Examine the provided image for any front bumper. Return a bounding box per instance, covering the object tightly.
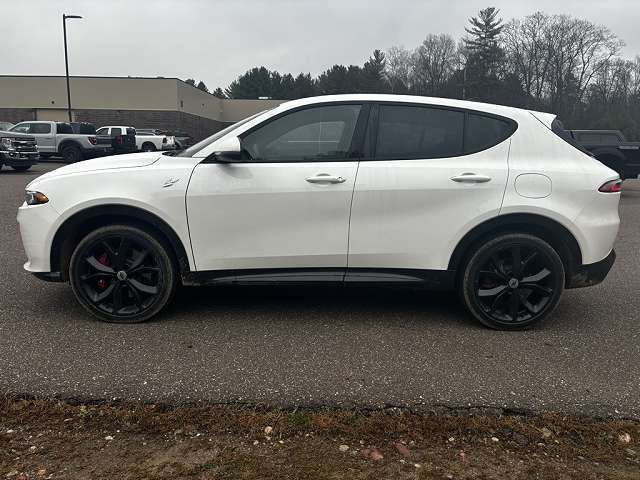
[1,151,39,166]
[567,249,616,289]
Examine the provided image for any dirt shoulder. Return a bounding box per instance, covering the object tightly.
[1,397,639,479]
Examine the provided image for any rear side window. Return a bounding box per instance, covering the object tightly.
[376,105,464,159]
[56,123,73,134]
[464,114,514,153]
[126,128,136,135]
[30,123,52,134]
[111,127,122,136]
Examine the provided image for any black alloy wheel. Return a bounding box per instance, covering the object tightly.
[461,233,564,330]
[61,145,82,163]
[69,225,176,323]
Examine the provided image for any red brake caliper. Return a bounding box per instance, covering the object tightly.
[97,253,109,290]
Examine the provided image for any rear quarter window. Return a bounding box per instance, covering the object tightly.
[464,114,515,153]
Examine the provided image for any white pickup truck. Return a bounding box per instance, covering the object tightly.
[135,130,176,152]
[9,121,112,162]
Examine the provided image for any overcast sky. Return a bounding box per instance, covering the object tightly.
[4,0,640,90]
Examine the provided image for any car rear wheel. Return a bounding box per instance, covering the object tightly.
[460,233,565,330]
[69,225,177,323]
[61,145,83,163]
[141,142,156,152]
[11,165,31,171]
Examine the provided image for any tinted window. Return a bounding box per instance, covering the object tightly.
[56,123,74,134]
[600,133,620,144]
[111,127,122,136]
[242,105,361,162]
[577,133,601,143]
[31,123,51,134]
[376,106,464,159]
[464,114,513,153]
[96,128,108,135]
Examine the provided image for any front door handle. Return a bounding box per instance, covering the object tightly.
[450,173,492,183]
[306,173,346,184]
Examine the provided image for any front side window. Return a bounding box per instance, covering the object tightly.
[10,123,30,134]
[375,106,464,159]
[96,128,108,135]
[242,105,362,162]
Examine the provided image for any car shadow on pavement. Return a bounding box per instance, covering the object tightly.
[165,284,477,329]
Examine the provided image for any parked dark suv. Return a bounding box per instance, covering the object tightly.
[568,129,640,179]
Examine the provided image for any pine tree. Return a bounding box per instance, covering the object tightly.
[196,81,209,93]
[361,50,390,93]
[212,87,226,99]
[463,7,505,101]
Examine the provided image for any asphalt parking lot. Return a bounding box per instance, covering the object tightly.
[1,163,639,417]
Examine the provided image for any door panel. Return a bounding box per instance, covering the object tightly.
[28,123,56,153]
[348,141,510,271]
[187,161,358,271]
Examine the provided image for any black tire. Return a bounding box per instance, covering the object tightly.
[141,142,156,152]
[11,165,31,171]
[61,144,83,163]
[460,233,565,330]
[69,225,177,323]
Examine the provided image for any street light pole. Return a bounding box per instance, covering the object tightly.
[63,14,82,123]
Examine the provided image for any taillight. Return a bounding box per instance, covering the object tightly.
[162,137,167,144]
[88,136,97,145]
[598,179,622,193]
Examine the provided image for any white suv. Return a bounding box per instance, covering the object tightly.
[17,95,621,329]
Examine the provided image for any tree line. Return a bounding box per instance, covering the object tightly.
[189,7,640,140]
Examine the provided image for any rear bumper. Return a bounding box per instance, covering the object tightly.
[567,249,616,289]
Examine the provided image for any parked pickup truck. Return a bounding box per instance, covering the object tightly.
[95,125,138,154]
[134,130,176,152]
[568,129,640,179]
[0,130,39,171]
[9,121,112,162]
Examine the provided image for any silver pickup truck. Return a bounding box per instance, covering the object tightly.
[8,121,112,162]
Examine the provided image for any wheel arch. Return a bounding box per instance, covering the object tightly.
[50,204,191,281]
[58,139,84,152]
[448,213,583,286]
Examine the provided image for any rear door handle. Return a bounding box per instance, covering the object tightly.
[306,174,346,184]
[450,173,492,183]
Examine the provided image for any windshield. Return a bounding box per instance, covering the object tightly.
[177,110,268,157]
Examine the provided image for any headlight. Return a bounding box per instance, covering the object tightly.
[1,137,15,151]
[25,190,49,205]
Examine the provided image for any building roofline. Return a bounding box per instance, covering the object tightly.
[0,74,225,98]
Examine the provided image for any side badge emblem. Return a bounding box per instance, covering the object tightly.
[162,178,180,188]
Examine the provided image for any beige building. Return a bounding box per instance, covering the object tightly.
[0,76,284,140]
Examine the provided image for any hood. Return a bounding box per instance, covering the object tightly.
[0,130,34,139]
[30,152,162,185]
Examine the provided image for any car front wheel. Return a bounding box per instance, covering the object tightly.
[69,225,177,323]
[460,233,565,330]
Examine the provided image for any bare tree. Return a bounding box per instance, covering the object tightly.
[410,34,458,95]
[385,46,412,93]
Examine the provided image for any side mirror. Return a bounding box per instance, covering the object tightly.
[211,136,242,163]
